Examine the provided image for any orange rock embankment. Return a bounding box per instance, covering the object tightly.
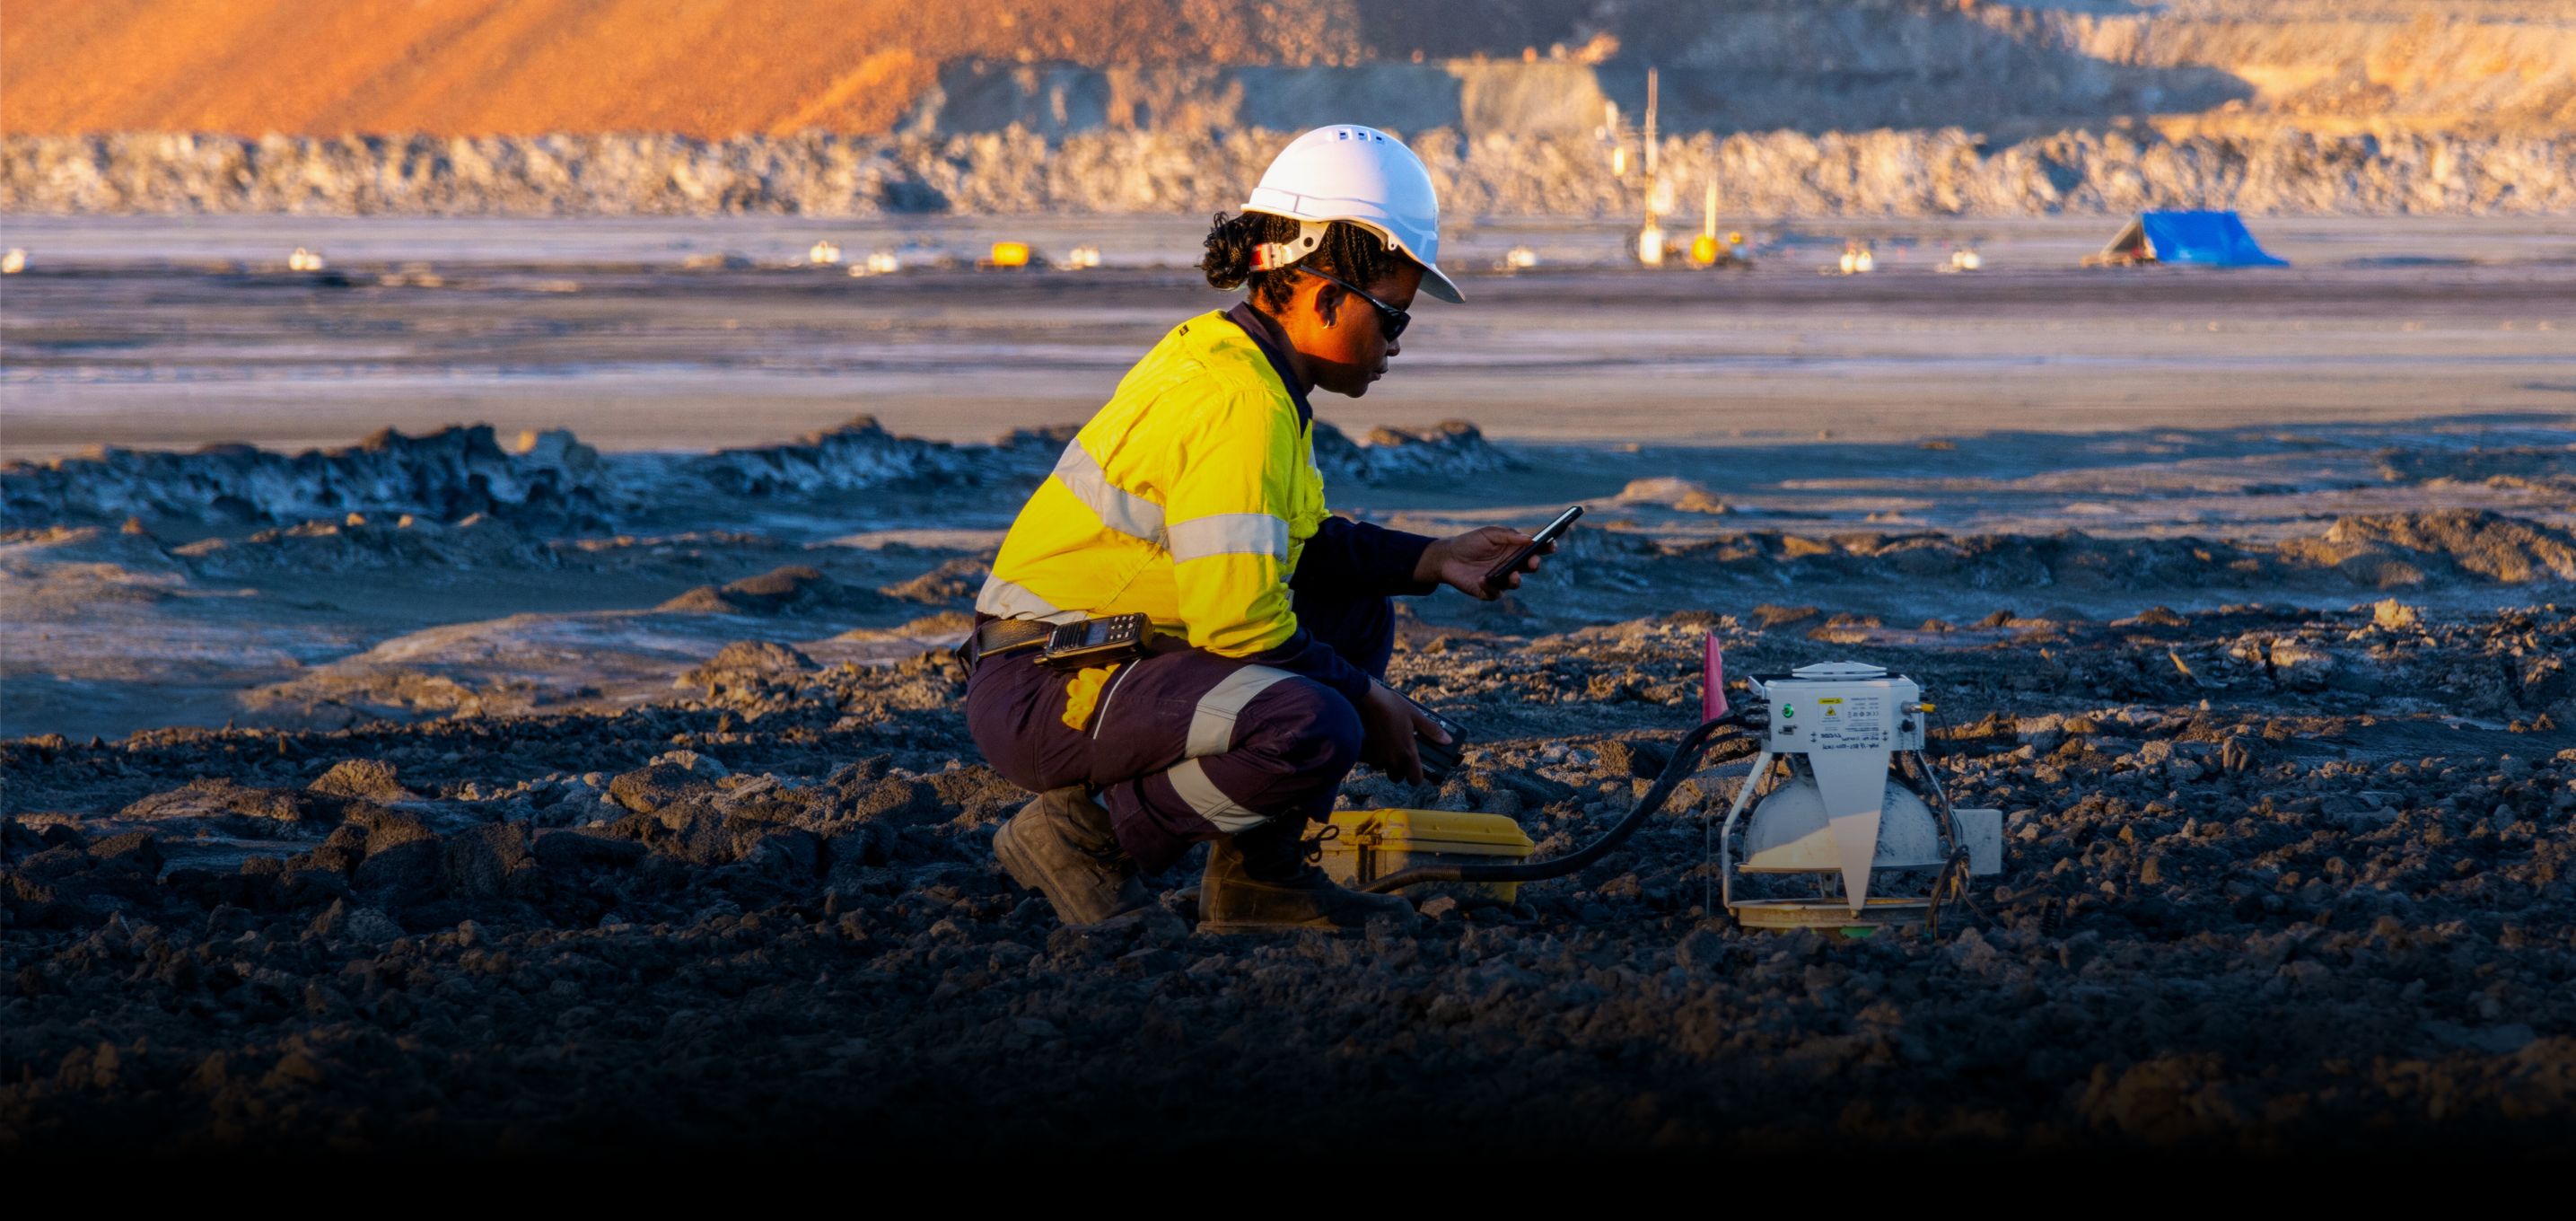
[0,0,1359,137]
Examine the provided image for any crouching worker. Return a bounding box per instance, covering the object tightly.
[963,126,1548,933]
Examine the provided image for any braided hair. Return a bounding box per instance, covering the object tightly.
[1200,212,1407,312]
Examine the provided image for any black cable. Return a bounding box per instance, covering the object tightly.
[1357,709,1750,894]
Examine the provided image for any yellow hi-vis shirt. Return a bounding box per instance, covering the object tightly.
[976,309,1333,664]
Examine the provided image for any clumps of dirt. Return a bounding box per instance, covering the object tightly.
[878,556,989,606]
[676,642,819,701]
[2288,510,2576,586]
[1311,420,1517,486]
[1615,476,1730,514]
[0,425,618,531]
[0,525,191,623]
[171,512,551,575]
[5,418,1075,536]
[3,821,173,933]
[1392,601,2575,745]
[1749,603,1821,629]
[657,565,880,616]
[673,643,971,733]
[670,412,1513,503]
[116,777,333,827]
[234,667,503,727]
[686,416,1034,499]
[2376,444,2576,496]
[1659,510,2576,599]
[306,759,417,804]
[4,602,2573,1155]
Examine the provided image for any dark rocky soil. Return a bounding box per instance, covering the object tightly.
[6,593,2572,1158]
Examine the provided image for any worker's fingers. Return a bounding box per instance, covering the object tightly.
[1365,684,1431,783]
[1392,734,1424,785]
[1493,545,1552,583]
[1456,526,1531,560]
[1462,531,1554,600]
[1371,720,1424,780]
[1501,540,1555,574]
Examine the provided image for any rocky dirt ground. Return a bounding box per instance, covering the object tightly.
[6,538,2572,1155]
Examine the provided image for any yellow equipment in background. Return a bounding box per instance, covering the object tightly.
[986,241,1032,268]
[1318,809,1536,900]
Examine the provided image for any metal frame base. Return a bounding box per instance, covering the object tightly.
[1730,896,1932,931]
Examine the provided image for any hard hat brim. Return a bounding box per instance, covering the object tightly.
[1415,261,1465,304]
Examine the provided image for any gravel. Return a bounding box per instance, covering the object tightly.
[6,593,2572,1155]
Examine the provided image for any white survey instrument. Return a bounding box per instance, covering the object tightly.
[1715,661,2003,930]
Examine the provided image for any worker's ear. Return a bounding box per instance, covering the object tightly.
[1307,277,1344,329]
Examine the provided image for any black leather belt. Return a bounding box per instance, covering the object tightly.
[957,617,1055,670]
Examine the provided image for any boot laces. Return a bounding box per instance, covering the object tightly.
[1235,819,1334,883]
[1275,821,1338,883]
[1301,821,1339,857]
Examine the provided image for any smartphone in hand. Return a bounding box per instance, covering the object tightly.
[1483,505,1582,595]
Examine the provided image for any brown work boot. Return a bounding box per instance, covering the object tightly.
[1197,817,1418,935]
[992,787,1151,927]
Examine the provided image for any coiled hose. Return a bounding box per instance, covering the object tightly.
[1357,710,1751,895]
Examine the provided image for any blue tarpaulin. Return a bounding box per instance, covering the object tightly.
[2096,210,2289,268]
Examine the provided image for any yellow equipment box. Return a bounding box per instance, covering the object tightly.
[1317,809,1536,901]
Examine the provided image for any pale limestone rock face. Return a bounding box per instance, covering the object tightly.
[4,127,2569,217]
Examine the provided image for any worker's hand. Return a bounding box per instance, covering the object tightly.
[1417,525,1551,601]
[1358,680,1446,785]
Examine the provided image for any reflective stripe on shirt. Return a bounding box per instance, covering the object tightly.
[1051,441,1165,545]
[973,573,1082,623]
[1167,513,1290,564]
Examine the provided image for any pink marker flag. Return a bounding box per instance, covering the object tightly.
[1703,632,1728,722]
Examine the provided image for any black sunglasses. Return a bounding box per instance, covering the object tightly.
[1297,267,1410,340]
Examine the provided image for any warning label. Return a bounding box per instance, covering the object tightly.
[1811,695,1886,750]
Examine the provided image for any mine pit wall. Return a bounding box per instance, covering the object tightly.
[893,11,2569,144]
[903,57,2239,143]
[5,127,2570,218]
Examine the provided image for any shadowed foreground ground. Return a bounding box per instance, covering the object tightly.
[6,589,2572,1156]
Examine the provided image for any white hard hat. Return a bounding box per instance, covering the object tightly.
[1241,125,1461,303]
